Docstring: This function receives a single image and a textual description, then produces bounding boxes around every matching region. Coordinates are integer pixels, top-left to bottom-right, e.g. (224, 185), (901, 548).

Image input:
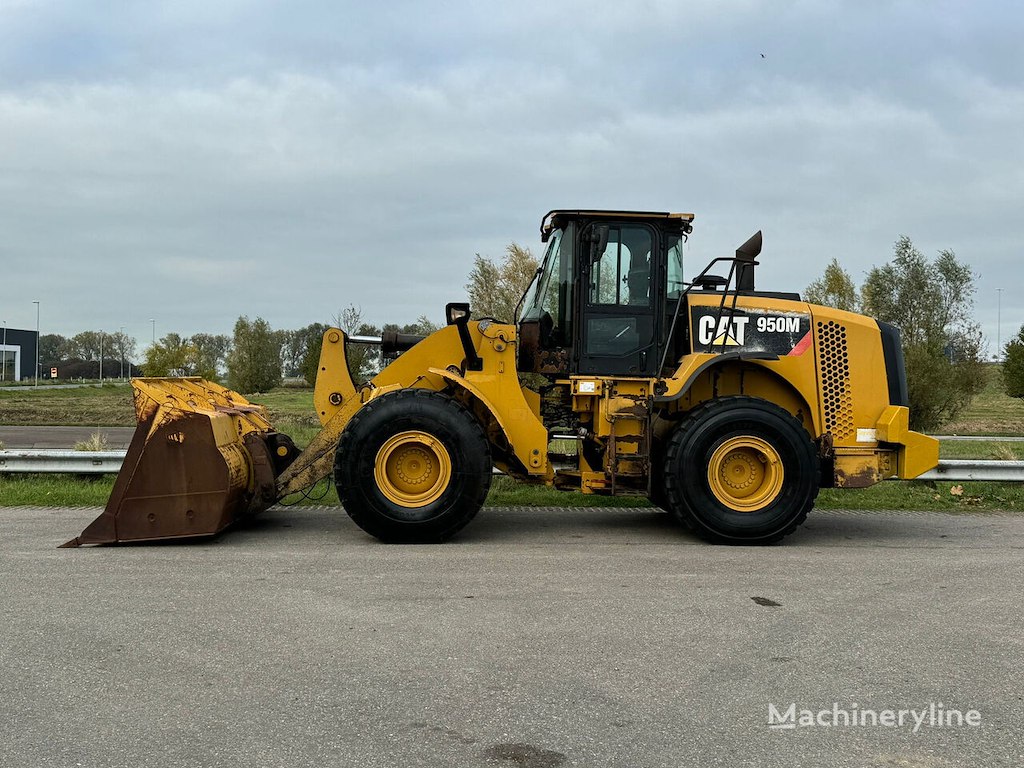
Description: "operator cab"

(518, 210), (693, 377)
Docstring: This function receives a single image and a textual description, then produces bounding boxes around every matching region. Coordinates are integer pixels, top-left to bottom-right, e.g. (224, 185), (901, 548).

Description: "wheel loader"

(62, 209), (939, 548)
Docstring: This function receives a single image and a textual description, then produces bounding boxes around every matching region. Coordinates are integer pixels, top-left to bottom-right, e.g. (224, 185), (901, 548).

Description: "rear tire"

(664, 397), (818, 544)
(334, 389), (492, 543)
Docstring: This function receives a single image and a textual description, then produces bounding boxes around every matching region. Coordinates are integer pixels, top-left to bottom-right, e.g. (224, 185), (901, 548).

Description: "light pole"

(99, 331), (104, 384)
(119, 326), (125, 379)
(150, 318), (155, 346)
(2, 319), (6, 383)
(32, 300), (39, 386)
(997, 288), (1003, 362)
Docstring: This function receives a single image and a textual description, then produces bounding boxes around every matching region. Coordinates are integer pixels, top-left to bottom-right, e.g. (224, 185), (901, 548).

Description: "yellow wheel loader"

(63, 210), (938, 547)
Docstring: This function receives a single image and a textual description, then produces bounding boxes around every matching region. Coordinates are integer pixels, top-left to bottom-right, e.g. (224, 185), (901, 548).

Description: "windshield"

(521, 226), (574, 345)
(522, 227), (564, 321)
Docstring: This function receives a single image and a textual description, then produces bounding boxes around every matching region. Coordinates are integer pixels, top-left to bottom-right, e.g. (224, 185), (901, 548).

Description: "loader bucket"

(61, 378), (297, 547)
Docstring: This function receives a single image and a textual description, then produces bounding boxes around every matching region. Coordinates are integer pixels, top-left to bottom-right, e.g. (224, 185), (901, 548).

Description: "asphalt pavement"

(1, 505), (1022, 767)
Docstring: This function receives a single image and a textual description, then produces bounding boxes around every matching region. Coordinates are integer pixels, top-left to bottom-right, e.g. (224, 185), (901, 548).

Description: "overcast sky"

(1, 0), (1020, 355)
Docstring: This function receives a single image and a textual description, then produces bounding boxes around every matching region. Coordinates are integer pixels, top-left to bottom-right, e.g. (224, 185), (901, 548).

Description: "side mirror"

(589, 225), (610, 262)
(446, 302), (471, 326)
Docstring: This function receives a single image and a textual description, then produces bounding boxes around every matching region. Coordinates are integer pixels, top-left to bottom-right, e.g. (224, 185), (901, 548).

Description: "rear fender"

(657, 353), (819, 435)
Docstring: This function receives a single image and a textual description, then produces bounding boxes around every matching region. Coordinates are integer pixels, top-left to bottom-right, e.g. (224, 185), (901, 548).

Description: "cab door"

(577, 222), (660, 376)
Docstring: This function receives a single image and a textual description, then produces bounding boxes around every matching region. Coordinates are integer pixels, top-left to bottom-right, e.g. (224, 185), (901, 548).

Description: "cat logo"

(697, 315), (750, 347)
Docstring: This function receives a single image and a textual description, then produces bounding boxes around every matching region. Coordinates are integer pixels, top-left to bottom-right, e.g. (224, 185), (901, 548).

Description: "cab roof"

(541, 209), (695, 241)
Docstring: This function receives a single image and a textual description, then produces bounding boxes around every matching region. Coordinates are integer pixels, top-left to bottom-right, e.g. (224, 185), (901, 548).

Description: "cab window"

(666, 234), (684, 298)
(588, 226), (653, 306)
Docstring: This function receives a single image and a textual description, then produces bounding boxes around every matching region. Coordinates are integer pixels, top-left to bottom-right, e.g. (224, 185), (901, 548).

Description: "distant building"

(0, 327), (38, 382)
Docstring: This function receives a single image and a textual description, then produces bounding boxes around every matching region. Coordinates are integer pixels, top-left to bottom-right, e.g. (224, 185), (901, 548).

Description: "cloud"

(0, 1), (1020, 355)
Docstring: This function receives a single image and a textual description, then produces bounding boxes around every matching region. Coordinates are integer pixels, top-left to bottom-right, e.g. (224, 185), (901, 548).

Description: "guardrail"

(916, 460), (1024, 482)
(930, 435), (1024, 442)
(2, 450), (1024, 482)
(0, 450), (127, 474)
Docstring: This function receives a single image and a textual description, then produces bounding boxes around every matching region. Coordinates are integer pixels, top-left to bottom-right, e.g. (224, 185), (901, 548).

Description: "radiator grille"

(816, 320), (853, 439)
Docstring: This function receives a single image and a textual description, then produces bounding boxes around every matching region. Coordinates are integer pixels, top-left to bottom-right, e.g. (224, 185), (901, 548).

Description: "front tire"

(663, 397), (819, 544)
(334, 389), (492, 543)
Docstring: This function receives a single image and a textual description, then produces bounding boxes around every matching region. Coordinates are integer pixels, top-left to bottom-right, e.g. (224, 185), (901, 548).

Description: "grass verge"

(3, 473), (1022, 513)
(0, 474), (115, 507)
(942, 364), (1024, 436)
(0, 383), (135, 426)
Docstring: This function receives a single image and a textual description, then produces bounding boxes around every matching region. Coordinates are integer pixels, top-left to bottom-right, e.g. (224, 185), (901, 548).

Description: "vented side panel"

(816, 320), (853, 440)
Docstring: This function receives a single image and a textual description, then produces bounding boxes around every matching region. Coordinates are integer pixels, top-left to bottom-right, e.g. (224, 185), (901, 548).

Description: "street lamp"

(119, 326), (125, 379)
(997, 289), (1003, 362)
(150, 318), (155, 345)
(32, 300), (39, 386)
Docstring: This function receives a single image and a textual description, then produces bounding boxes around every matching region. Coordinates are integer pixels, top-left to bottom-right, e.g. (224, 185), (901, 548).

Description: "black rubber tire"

(649, 438), (681, 514)
(334, 389), (492, 543)
(664, 396), (819, 544)
(649, 444), (693, 529)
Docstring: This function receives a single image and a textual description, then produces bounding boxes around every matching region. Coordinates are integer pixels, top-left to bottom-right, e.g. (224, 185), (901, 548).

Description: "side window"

(588, 226), (653, 307)
(666, 234), (684, 298)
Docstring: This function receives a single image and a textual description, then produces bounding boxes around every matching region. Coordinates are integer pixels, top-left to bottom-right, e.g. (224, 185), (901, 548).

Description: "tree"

(291, 323), (329, 386)
(861, 236), (985, 431)
(69, 331), (103, 362)
(189, 333), (231, 378)
(58, 330), (133, 378)
(226, 316), (283, 393)
(805, 258), (859, 311)
(141, 333), (227, 379)
(335, 306), (383, 384)
(38, 334), (69, 366)
(465, 242), (538, 322)
(1003, 325), (1024, 398)
(383, 315), (439, 337)
(108, 331), (137, 377)
(143, 334), (202, 377)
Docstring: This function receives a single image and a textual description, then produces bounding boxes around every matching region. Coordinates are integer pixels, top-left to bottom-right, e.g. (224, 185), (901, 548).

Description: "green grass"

(817, 480), (1024, 512)
(939, 440), (1021, 460)
(483, 477), (651, 507)
(3, 473), (1022, 513)
(942, 364), (1024, 436)
(0, 383), (135, 426)
(257, 389), (319, 425)
(0, 474), (115, 506)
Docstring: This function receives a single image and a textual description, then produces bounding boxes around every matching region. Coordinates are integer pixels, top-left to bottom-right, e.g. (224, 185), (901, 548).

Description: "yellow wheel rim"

(706, 436), (784, 512)
(374, 431), (452, 508)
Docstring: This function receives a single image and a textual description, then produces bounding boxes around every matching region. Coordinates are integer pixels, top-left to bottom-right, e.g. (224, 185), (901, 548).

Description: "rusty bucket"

(62, 378), (296, 547)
